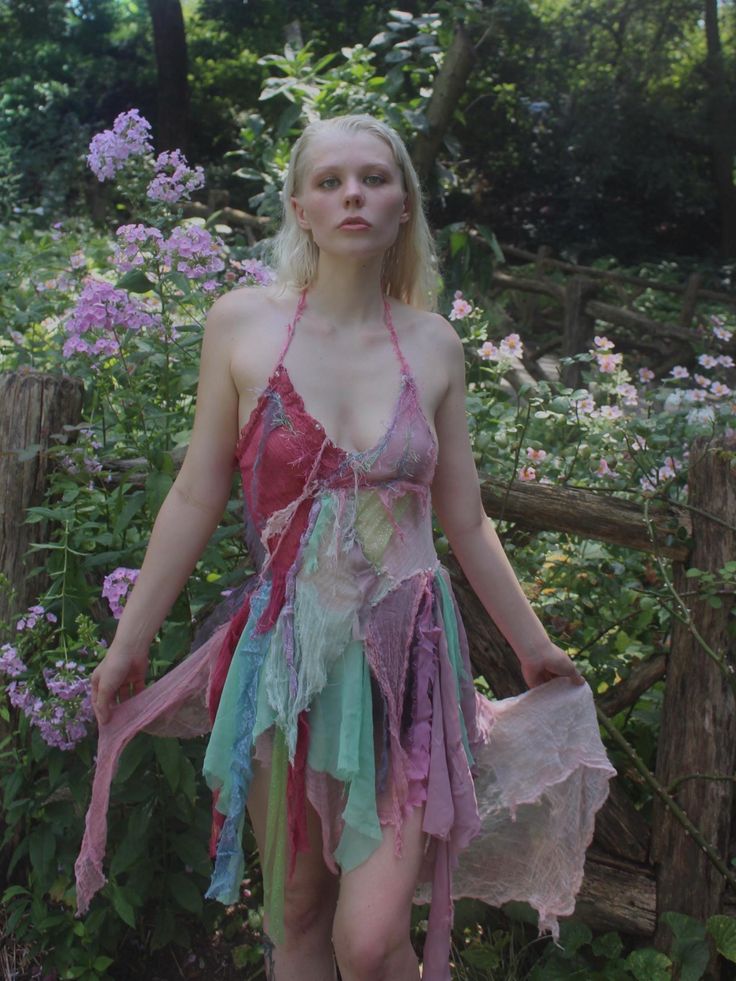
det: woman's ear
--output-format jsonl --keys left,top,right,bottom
{"left": 291, "top": 196, "right": 311, "bottom": 230}
{"left": 399, "top": 194, "right": 410, "bottom": 224}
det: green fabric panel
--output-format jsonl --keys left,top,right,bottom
{"left": 203, "top": 616, "right": 260, "bottom": 812}
{"left": 354, "top": 490, "right": 411, "bottom": 568}
{"left": 307, "top": 640, "right": 383, "bottom": 871}
{"left": 262, "top": 726, "right": 288, "bottom": 946}
{"left": 435, "top": 571, "right": 475, "bottom": 768}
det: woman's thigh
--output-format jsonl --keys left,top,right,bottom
{"left": 246, "top": 752, "right": 340, "bottom": 934}
{"left": 332, "top": 804, "right": 426, "bottom": 958}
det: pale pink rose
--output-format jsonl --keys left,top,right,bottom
{"left": 711, "top": 381, "right": 731, "bottom": 398}
{"left": 479, "top": 341, "right": 499, "bottom": 360}
{"left": 449, "top": 297, "right": 472, "bottom": 321}
{"left": 526, "top": 447, "right": 547, "bottom": 463}
{"left": 638, "top": 367, "right": 654, "bottom": 382}
{"left": 599, "top": 404, "right": 623, "bottom": 419}
{"left": 698, "top": 354, "right": 718, "bottom": 368}
{"left": 500, "top": 333, "right": 523, "bottom": 357}
{"left": 517, "top": 465, "right": 537, "bottom": 482}
{"left": 670, "top": 365, "right": 689, "bottom": 379}
{"left": 596, "top": 352, "right": 623, "bottom": 373}
{"left": 593, "top": 335, "right": 614, "bottom": 350}
{"left": 694, "top": 373, "right": 711, "bottom": 387}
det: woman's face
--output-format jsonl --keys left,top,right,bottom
{"left": 291, "top": 129, "right": 409, "bottom": 262}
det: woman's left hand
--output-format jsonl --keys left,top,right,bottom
{"left": 518, "top": 641, "right": 585, "bottom": 690}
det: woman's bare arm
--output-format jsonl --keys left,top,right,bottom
{"left": 91, "top": 290, "right": 247, "bottom": 721}
{"left": 429, "top": 321, "right": 583, "bottom": 686}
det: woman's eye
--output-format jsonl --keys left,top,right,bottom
{"left": 319, "top": 177, "right": 339, "bottom": 189}
{"left": 365, "top": 174, "right": 385, "bottom": 186}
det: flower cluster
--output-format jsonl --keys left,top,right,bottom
{"left": 231, "top": 258, "right": 275, "bottom": 287}
{"left": 479, "top": 333, "right": 524, "bottom": 362}
{"left": 63, "top": 278, "right": 163, "bottom": 359}
{"left": 6, "top": 660, "right": 94, "bottom": 751}
{"left": 16, "top": 604, "right": 58, "bottom": 632}
{"left": 102, "top": 566, "right": 140, "bottom": 618}
{"left": 87, "top": 109, "right": 153, "bottom": 181}
{"left": 147, "top": 150, "right": 205, "bottom": 204}
{"left": 449, "top": 290, "right": 472, "bottom": 321}
{"left": 160, "top": 225, "right": 226, "bottom": 290}
{"left": 113, "top": 223, "right": 165, "bottom": 273}
{"left": 0, "top": 643, "right": 26, "bottom": 677}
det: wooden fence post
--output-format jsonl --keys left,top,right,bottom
{"left": 561, "top": 275, "right": 597, "bottom": 389}
{"left": 651, "top": 435, "right": 736, "bottom": 973}
{"left": 0, "top": 371, "right": 84, "bottom": 633}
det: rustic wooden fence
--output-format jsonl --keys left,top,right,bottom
{"left": 487, "top": 244, "right": 736, "bottom": 391}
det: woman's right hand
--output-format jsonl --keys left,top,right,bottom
{"left": 90, "top": 646, "right": 149, "bottom": 726}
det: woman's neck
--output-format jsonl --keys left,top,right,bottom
{"left": 308, "top": 254, "right": 387, "bottom": 330}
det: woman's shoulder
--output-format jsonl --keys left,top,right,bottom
{"left": 206, "top": 283, "right": 296, "bottom": 329}
{"left": 390, "top": 298, "right": 462, "bottom": 358}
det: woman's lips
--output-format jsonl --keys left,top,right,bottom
{"left": 339, "top": 218, "right": 372, "bottom": 229}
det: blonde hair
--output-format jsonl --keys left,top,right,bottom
{"left": 270, "top": 114, "right": 438, "bottom": 311}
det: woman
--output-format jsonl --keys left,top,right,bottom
{"left": 78, "top": 115, "right": 614, "bottom": 981}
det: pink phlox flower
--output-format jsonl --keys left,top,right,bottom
{"left": 147, "top": 149, "right": 206, "bottom": 204}
{"left": 479, "top": 341, "right": 499, "bottom": 361}
{"left": 698, "top": 353, "right": 718, "bottom": 369}
{"left": 63, "top": 278, "right": 163, "bottom": 359}
{"left": 711, "top": 381, "right": 731, "bottom": 398}
{"left": 234, "top": 258, "right": 276, "bottom": 287}
{"left": 670, "top": 365, "right": 689, "bottom": 379}
{"left": 517, "top": 465, "right": 537, "bottom": 482}
{"left": 102, "top": 567, "right": 140, "bottom": 619}
{"left": 595, "top": 351, "right": 623, "bottom": 373}
{"left": 0, "top": 644, "right": 26, "bottom": 678}
{"left": 449, "top": 296, "right": 472, "bottom": 321}
{"left": 500, "top": 333, "right": 523, "bottom": 358}
{"left": 593, "top": 335, "right": 614, "bottom": 350}
{"left": 638, "top": 367, "right": 654, "bottom": 383}
{"left": 112, "top": 223, "right": 164, "bottom": 272}
{"left": 160, "top": 226, "right": 225, "bottom": 281}
{"left": 87, "top": 109, "right": 153, "bottom": 181}
{"left": 615, "top": 382, "right": 638, "bottom": 406}
{"left": 526, "top": 447, "right": 547, "bottom": 463}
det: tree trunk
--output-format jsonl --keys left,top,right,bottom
{"left": 412, "top": 23, "right": 476, "bottom": 184}
{"left": 703, "top": 0, "right": 736, "bottom": 258}
{"left": 146, "top": 0, "right": 190, "bottom": 154}
{"left": 0, "top": 372, "right": 84, "bottom": 634}
{"left": 651, "top": 435, "right": 736, "bottom": 974}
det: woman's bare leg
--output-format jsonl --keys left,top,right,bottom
{"left": 332, "top": 804, "right": 426, "bottom": 981}
{"left": 246, "top": 754, "right": 339, "bottom": 980}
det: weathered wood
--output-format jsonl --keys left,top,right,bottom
{"left": 562, "top": 276, "right": 597, "bottom": 388}
{"left": 0, "top": 371, "right": 84, "bottom": 632}
{"left": 592, "top": 781, "right": 651, "bottom": 864}
{"left": 651, "top": 435, "right": 736, "bottom": 957}
{"left": 575, "top": 849, "right": 657, "bottom": 936}
{"left": 498, "top": 243, "right": 736, "bottom": 307}
{"left": 586, "top": 299, "right": 698, "bottom": 344}
{"left": 680, "top": 272, "right": 703, "bottom": 328}
{"left": 598, "top": 653, "right": 667, "bottom": 718}
{"left": 479, "top": 474, "right": 691, "bottom": 561}
{"left": 491, "top": 270, "right": 564, "bottom": 302}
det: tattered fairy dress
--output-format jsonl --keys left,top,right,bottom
{"left": 75, "top": 292, "right": 616, "bottom": 981}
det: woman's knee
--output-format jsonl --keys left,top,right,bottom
{"left": 333, "top": 906, "right": 411, "bottom": 975}
{"left": 280, "top": 876, "right": 338, "bottom": 943}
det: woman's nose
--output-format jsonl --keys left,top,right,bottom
{"left": 343, "top": 179, "right": 364, "bottom": 205}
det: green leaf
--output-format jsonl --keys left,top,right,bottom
{"left": 2, "top": 884, "right": 31, "bottom": 901}
{"left": 154, "top": 737, "right": 181, "bottom": 792}
{"left": 591, "top": 931, "right": 624, "bottom": 960}
{"left": 556, "top": 919, "right": 592, "bottom": 958}
{"left": 707, "top": 915, "right": 736, "bottom": 963}
{"left": 625, "top": 948, "right": 672, "bottom": 981}
{"left": 150, "top": 905, "right": 176, "bottom": 951}
{"left": 93, "top": 957, "right": 115, "bottom": 971}
{"left": 116, "top": 269, "right": 154, "bottom": 293}
{"left": 171, "top": 832, "right": 211, "bottom": 877}
{"left": 28, "top": 828, "right": 55, "bottom": 881}
{"left": 145, "top": 470, "right": 173, "bottom": 518}
{"left": 111, "top": 884, "right": 136, "bottom": 927}
{"left": 168, "top": 872, "right": 203, "bottom": 915}
{"left": 661, "top": 911, "right": 709, "bottom": 981}
{"left": 114, "top": 735, "right": 153, "bottom": 784}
